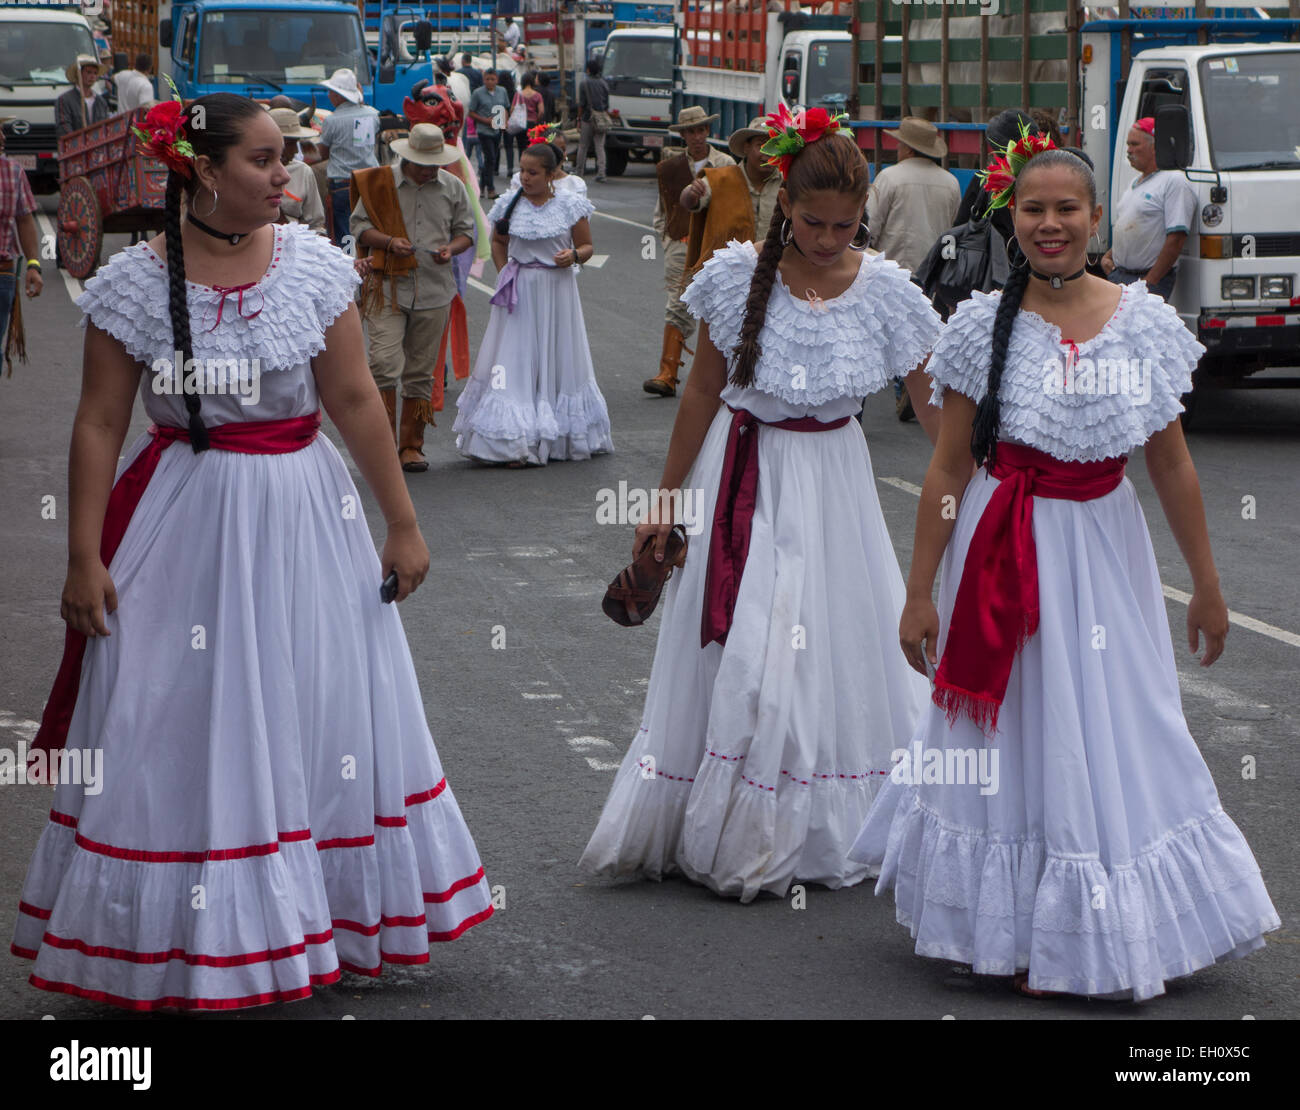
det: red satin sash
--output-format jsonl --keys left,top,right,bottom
{"left": 30, "top": 412, "right": 323, "bottom": 765}
{"left": 701, "top": 404, "right": 852, "bottom": 647}
{"left": 932, "top": 441, "right": 1127, "bottom": 736}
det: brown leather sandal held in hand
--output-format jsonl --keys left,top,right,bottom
{"left": 602, "top": 525, "right": 688, "bottom": 627}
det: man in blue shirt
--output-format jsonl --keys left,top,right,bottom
{"left": 317, "top": 68, "right": 381, "bottom": 247}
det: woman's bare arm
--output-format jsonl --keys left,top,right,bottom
{"left": 899, "top": 390, "right": 978, "bottom": 672}
{"left": 311, "top": 303, "right": 429, "bottom": 601}
{"left": 902, "top": 355, "right": 941, "bottom": 447}
{"left": 1143, "top": 417, "right": 1227, "bottom": 665}
{"left": 60, "top": 324, "right": 143, "bottom": 636}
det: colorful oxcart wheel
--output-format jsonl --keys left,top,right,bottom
{"left": 57, "top": 175, "right": 102, "bottom": 280}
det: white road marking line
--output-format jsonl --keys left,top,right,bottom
{"left": 879, "top": 476, "right": 1300, "bottom": 649}
{"left": 35, "top": 213, "right": 84, "bottom": 302}
{"left": 567, "top": 736, "right": 616, "bottom": 751}
{"left": 468, "top": 276, "right": 495, "bottom": 297}
{"left": 591, "top": 210, "right": 656, "bottom": 234}
{"left": 585, "top": 254, "right": 609, "bottom": 269}
{"left": 584, "top": 757, "right": 621, "bottom": 771}
{"left": 522, "top": 692, "right": 562, "bottom": 700}
{"left": 0, "top": 711, "right": 40, "bottom": 741}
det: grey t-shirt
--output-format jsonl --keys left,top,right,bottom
{"left": 468, "top": 85, "right": 510, "bottom": 137}
{"left": 319, "top": 101, "right": 381, "bottom": 181}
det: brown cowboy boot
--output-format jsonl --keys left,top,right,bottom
{"left": 379, "top": 387, "right": 398, "bottom": 448}
{"left": 399, "top": 397, "right": 430, "bottom": 472}
{"left": 643, "top": 324, "right": 689, "bottom": 397}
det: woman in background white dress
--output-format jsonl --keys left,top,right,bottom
{"left": 851, "top": 142, "right": 1279, "bottom": 1001}
{"left": 12, "top": 94, "right": 493, "bottom": 1011}
{"left": 579, "top": 113, "right": 941, "bottom": 901}
{"left": 454, "top": 139, "right": 612, "bottom": 466}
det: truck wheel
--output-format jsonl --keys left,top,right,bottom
{"left": 606, "top": 148, "right": 628, "bottom": 177}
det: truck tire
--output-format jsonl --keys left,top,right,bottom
{"left": 605, "top": 147, "right": 628, "bottom": 177}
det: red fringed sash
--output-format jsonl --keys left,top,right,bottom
{"left": 701, "top": 404, "right": 851, "bottom": 647}
{"left": 932, "top": 441, "right": 1127, "bottom": 736}
{"left": 30, "top": 412, "right": 323, "bottom": 767}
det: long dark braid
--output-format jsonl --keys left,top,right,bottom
{"left": 160, "top": 93, "right": 264, "bottom": 452}
{"left": 729, "top": 205, "right": 785, "bottom": 388}
{"left": 970, "top": 261, "right": 1028, "bottom": 468}
{"left": 970, "top": 148, "right": 1097, "bottom": 468}
{"left": 163, "top": 168, "right": 208, "bottom": 452}
{"left": 728, "top": 133, "right": 869, "bottom": 389}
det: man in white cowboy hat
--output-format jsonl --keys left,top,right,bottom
{"left": 55, "top": 54, "right": 111, "bottom": 138}
{"left": 350, "top": 123, "right": 475, "bottom": 472}
{"left": 316, "top": 67, "right": 380, "bottom": 246}
{"left": 678, "top": 116, "right": 782, "bottom": 274}
{"left": 268, "top": 107, "right": 326, "bottom": 234}
{"left": 866, "top": 116, "right": 960, "bottom": 274}
{"left": 646, "top": 104, "right": 734, "bottom": 397}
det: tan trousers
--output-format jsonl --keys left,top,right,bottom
{"left": 366, "top": 301, "right": 450, "bottom": 402}
{"left": 663, "top": 238, "right": 695, "bottom": 340}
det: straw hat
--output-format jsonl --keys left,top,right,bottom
{"left": 268, "top": 107, "right": 317, "bottom": 140}
{"left": 321, "top": 67, "right": 364, "bottom": 104}
{"left": 728, "top": 117, "right": 768, "bottom": 158}
{"left": 64, "top": 54, "right": 102, "bottom": 85}
{"left": 389, "top": 123, "right": 460, "bottom": 166}
{"left": 668, "top": 105, "right": 719, "bottom": 132}
{"left": 884, "top": 116, "right": 947, "bottom": 159}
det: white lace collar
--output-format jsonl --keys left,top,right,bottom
{"left": 681, "top": 240, "right": 941, "bottom": 405}
{"left": 926, "top": 282, "right": 1205, "bottom": 462}
{"left": 485, "top": 187, "right": 594, "bottom": 240}
{"left": 77, "top": 223, "right": 360, "bottom": 379}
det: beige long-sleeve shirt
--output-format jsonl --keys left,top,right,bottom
{"left": 281, "top": 160, "right": 326, "bottom": 234}
{"left": 653, "top": 146, "right": 734, "bottom": 244}
{"left": 686, "top": 160, "right": 783, "bottom": 240}
{"left": 866, "top": 156, "right": 961, "bottom": 275}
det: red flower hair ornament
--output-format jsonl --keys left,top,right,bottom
{"left": 976, "top": 118, "right": 1056, "bottom": 211}
{"left": 131, "top": 75, "right": 195, "bottom": 179}
{"left": 758, "top": 104, "right": 849, "bottom": 179}
{"left": 527, "top": 122, "right": 560, "bottom": 147}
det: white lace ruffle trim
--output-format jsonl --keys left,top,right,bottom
{"left": 452, "top": 374, "right": 612, "bottom": 455}
{"left": 77, "top": 223, "right": 361, "bottom": 381}
{"left": 485, "top": 187, "right": 594, "bottom": 239}
{"left": 680, "top": 240, "right": 941, "bottom": 405}
{"left": 876, "top": 786, "right": 1280, "bottom": 1000}
{"left": 927, "top": 284, "right": 1206, "bottom": 462}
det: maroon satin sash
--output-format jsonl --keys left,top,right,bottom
{"left": 701, "top": 404, "right": 851, "bottom": 648}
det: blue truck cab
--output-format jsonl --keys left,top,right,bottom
{"left": 159, "top": 0, "right": 370, "bottom": 105}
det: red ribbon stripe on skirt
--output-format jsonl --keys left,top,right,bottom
{"left": 933, "top": 440, "right": 1127, "bottom": 737}
{"left": 30, "top": 412, "right": 323, "bottom": 766}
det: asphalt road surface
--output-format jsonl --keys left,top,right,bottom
{"left": 1, "top": 163, "right": 1296, "bottom": 1020}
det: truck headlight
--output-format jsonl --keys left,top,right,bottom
{"left": 1221, "top": 276, "right": 1255, "bottom": 299}
{"left": 1260, "top": 276, "right": 1293, "bottom": 299}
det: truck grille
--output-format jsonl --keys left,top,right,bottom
{"left": 3, "top": 123, "right": 56, "bottom": 157}
{"left": 1233, "top": 233, "right": 1300, "bottom": 258}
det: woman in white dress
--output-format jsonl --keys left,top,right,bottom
{"left": 579, "top": 113, "right": 942, "bottom": 902}
{"left": 12, "top": 94, "right": 493, "bottom": 1011}
{"left": 454, "top": 139, "right": 612, "bottom": 466}
{"left": 850, "top": 141, "right": 1280, "bottom": 1000}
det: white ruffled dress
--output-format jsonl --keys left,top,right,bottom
{"left": 453, "top": 186, "right": 613, "bottom": 464}
{"left": 850, "top": 281, "right": 1281, "bottom": 1000}
{"left": 580, "top": 241, "right": 941, "bottom": 901}
{"left": 12, "top": 224, "right": 494, "bottom": 1011}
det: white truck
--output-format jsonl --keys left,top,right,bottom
{"left": 675, "top": 6, "right": 853, "bottom": 144}
{"left": 0, "top": 4, "right": 100, "bottom": 194}
{"left": 1082, "top": 35, "right": 1300, "bottom": 406}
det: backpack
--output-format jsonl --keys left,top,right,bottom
{"left": 913, "top": 211, "right": 1010, "bottom": 320}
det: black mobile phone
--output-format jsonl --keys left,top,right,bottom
{"left": 380, "top": 571, "right": 399, "bottom": 604}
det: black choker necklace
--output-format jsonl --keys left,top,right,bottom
{"left": 187, "top": 213, "right": 250, "bottom": 246}
{"left": 1029, "top": 265, "right": 1086, "bottom": 290}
